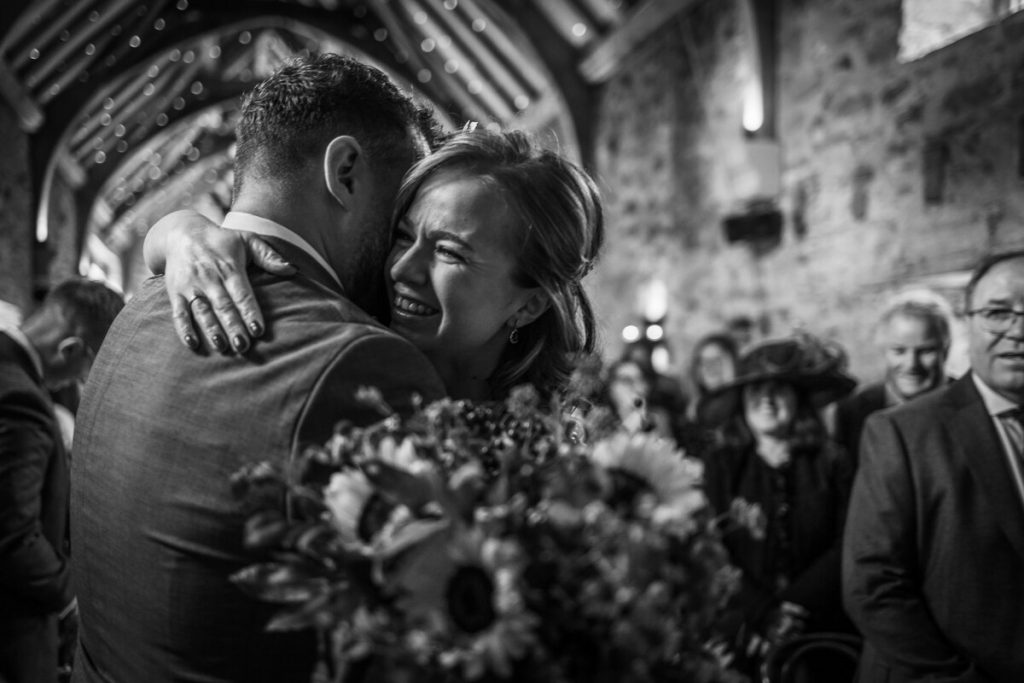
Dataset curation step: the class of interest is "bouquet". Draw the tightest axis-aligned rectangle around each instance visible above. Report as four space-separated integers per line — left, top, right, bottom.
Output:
230 386 746 683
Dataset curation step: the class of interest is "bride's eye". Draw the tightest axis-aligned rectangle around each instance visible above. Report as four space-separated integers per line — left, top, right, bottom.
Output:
435 243 466 262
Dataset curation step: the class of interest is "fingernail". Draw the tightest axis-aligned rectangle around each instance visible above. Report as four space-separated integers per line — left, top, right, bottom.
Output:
232 335 248 353
211 334 227 352
184 334 198 350
248 321 263 336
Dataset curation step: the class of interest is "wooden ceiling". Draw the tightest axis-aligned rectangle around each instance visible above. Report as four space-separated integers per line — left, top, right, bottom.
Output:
0 0 691 262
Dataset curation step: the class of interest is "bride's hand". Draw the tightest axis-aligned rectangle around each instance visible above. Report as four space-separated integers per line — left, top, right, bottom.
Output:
144 210 295 353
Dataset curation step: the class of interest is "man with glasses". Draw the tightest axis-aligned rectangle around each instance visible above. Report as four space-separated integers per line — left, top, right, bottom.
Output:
843 250 1024 683
1 278 123 683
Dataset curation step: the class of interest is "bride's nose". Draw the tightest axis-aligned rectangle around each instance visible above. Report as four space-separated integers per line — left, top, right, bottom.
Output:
389 240 427 284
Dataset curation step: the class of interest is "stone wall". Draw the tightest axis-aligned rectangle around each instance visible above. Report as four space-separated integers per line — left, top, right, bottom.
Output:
0 101 35 314
588 0 1024 386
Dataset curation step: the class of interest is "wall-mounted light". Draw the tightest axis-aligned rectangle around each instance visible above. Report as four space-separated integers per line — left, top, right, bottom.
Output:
742 79 764 134
640 278 667 321
738 0 775 138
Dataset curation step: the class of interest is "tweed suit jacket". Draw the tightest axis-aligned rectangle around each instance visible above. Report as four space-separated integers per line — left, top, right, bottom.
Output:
0 331 73 683
842 374 1024 683
70 240 445 683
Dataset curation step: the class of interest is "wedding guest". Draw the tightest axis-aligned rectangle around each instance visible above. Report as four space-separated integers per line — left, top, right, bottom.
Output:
600 357 673 436
1 278 123 683
696 333 856 677
71 54 448 683
844 250 1024 682
831 290 953 463
145 130 604 402
684 332 739 429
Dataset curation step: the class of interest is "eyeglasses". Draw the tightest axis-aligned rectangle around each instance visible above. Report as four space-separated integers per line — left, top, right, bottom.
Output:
967 307 1024 333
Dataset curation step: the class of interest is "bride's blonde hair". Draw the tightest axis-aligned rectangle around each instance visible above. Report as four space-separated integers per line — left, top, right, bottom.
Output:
390 129 604 400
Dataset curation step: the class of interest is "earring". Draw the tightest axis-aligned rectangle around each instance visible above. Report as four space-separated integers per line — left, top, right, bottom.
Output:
509 321 520 344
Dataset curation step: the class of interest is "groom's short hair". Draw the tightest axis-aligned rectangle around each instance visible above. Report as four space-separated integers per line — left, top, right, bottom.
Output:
233 53 437 197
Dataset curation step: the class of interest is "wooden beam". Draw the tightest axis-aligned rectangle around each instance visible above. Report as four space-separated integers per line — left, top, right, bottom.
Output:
578 0 704 84
55 147 87 188
0 57 43 131
0 0 70 57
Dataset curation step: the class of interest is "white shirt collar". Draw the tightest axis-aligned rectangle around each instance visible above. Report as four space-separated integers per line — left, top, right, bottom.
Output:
972 372 1019 416
0 324 44 380
220 212 343 291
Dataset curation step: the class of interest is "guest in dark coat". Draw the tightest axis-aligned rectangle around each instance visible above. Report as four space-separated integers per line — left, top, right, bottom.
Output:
844 251 1024 682
832 290 954 463
0 278 123 683
697 333 857 677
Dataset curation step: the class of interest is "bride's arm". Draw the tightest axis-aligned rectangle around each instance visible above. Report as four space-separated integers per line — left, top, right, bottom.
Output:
144 210 295 353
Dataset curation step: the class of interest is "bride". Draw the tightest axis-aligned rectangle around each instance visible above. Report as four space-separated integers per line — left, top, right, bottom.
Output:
146 127 604 402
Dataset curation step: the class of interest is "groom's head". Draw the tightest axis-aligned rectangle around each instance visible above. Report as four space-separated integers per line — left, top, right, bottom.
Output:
232 53 436 311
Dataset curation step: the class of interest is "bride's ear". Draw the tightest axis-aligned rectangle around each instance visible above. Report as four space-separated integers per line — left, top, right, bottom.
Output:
323 135 365 210
513 290 550 327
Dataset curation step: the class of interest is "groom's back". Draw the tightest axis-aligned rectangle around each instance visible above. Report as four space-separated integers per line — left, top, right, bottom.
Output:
71 272 443 683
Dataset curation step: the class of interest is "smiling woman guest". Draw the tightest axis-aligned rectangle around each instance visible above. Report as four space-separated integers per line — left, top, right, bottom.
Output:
695 333 857 677
143 128 604 402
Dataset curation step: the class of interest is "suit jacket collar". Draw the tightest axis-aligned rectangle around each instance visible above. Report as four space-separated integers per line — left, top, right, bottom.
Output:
259 237 347 298
946 373 1024 560
0 329 43 385
221 211 345 294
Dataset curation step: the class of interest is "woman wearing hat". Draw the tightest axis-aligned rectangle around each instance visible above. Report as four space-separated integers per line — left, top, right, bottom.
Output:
697 333 858 676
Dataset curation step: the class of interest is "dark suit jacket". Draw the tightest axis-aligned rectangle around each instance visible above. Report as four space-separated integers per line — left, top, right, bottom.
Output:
0 331 73 683
832 381 887 466
843 374 1024 683
70 241 446 683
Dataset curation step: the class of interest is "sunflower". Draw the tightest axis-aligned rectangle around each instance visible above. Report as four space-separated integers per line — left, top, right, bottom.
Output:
390 524 537 679
589 432 707 528
366 435 432 475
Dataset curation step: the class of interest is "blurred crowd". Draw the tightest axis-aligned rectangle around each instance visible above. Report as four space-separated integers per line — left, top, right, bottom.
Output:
566 258 1023 681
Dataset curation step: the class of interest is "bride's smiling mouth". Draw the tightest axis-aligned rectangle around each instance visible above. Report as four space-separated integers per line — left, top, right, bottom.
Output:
392 294 439 317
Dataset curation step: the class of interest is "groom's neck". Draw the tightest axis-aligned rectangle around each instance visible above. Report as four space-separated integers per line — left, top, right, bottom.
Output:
231 188 330 256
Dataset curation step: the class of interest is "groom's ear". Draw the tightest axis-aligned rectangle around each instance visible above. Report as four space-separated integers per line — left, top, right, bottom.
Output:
323 135 365 210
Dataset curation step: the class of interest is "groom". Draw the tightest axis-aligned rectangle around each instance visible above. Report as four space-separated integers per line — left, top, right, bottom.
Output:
71 55 445 683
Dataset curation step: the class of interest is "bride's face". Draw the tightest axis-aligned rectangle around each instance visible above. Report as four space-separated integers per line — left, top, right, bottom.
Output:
385 169 535 371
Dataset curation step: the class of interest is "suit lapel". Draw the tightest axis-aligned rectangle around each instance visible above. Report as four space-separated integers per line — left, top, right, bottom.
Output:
947 375 1024 560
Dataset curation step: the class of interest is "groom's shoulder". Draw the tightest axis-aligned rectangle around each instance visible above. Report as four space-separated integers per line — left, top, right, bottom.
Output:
251 272 437 377
252 271 393 343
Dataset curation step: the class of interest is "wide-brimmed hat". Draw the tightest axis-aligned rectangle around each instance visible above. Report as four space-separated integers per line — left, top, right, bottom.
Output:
696 333 856 427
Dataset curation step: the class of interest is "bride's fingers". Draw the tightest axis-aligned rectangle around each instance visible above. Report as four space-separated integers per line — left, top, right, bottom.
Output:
223 272 265 340
171 295 200 350
203 282 251 353
189 293 229 353
243 234 295 276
